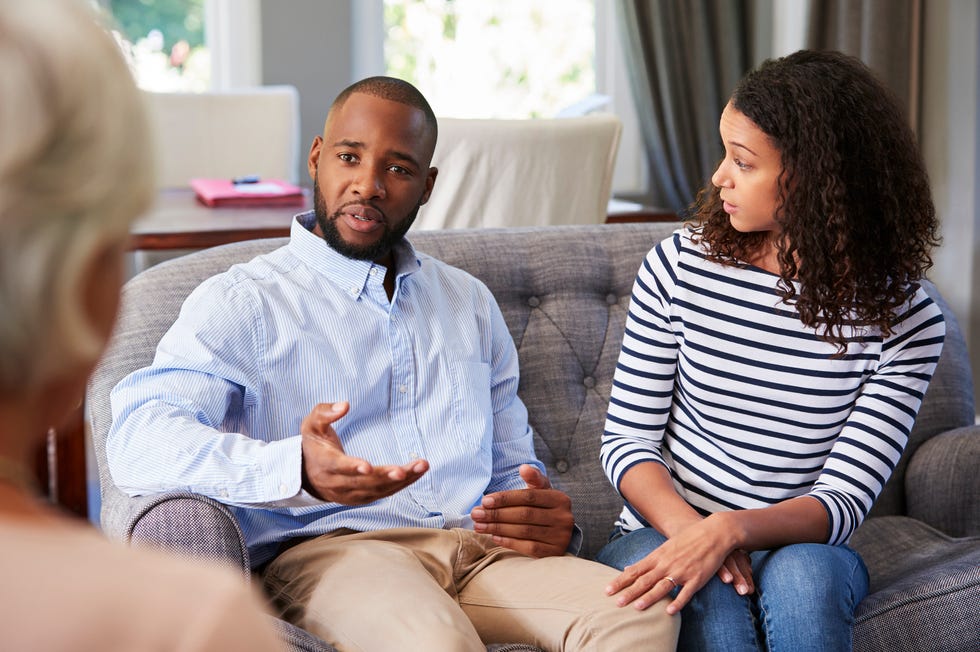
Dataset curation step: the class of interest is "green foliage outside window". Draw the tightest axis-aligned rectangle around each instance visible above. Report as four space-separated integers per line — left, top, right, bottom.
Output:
108 0 204 51
104 0 209 91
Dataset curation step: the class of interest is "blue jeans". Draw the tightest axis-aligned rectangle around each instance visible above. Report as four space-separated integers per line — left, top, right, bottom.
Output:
595 527 868 652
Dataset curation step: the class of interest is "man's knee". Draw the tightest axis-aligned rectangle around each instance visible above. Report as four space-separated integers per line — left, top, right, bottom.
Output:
577 598 681 651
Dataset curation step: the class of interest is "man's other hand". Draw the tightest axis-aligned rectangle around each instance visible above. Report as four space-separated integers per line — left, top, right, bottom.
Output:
470 464 574 557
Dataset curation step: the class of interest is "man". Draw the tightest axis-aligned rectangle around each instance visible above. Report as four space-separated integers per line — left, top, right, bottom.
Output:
108 76 678 651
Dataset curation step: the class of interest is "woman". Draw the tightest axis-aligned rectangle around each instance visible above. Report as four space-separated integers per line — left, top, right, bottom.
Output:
0 0 282 649
597 50 945 651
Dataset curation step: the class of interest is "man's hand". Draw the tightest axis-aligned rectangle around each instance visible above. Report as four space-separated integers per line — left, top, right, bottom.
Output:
301 402 428 505
470 464 574 558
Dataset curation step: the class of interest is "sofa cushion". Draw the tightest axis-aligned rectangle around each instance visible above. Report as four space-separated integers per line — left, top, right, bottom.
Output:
852 516 980 652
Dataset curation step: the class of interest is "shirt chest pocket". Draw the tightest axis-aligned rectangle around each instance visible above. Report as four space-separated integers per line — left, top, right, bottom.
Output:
447 359 493 451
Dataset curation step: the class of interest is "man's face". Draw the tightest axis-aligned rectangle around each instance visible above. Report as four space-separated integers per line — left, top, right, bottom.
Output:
308 92 437 262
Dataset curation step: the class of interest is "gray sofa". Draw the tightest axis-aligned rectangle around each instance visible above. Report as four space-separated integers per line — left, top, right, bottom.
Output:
89 223 979 651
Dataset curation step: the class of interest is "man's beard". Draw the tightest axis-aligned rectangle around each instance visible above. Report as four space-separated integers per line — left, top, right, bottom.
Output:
313 176 422 261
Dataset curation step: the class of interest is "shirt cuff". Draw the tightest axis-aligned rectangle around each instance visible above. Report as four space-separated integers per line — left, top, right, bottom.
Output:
249 436 325 509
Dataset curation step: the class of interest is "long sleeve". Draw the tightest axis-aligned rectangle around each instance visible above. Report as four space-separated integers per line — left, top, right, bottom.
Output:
601 237 680 494
809 287 945 543
107 274 312 507
485 292 543 495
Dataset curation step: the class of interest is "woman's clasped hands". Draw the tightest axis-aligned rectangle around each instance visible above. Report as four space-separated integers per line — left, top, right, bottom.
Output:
605 512 755 615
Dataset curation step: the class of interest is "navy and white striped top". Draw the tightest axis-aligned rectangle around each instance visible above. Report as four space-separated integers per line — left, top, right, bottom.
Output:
108 213 541 567
601 229 945 545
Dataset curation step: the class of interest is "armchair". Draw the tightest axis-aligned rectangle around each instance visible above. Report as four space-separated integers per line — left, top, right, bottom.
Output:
144 85 302 188
415 114 622 230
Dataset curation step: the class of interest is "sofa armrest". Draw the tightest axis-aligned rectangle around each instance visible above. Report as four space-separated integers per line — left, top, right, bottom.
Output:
124 493 347 652
906 425 980 538
124 491 251 578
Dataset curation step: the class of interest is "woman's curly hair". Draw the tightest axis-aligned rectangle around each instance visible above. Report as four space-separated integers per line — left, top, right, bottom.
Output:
689 49 940 350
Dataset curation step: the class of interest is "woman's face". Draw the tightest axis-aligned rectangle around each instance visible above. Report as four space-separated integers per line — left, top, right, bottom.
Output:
711 102 783 234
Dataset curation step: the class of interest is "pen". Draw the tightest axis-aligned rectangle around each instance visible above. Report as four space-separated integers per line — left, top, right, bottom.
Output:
232 175 261 184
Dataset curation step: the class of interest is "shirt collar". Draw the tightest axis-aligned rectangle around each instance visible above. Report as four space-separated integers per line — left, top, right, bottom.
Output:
289 211 421 298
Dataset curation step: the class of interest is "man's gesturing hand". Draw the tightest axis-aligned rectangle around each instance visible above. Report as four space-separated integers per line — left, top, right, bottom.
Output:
470 464 574 557
300 402 428 505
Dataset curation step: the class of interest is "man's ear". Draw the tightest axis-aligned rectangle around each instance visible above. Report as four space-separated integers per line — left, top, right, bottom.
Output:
420 167 438 205
307 136 323 180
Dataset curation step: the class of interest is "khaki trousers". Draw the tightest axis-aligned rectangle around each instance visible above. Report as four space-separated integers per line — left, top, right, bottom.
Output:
262 527 679 652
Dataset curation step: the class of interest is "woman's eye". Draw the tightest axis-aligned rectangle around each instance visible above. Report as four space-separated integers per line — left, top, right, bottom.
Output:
734 158 750 170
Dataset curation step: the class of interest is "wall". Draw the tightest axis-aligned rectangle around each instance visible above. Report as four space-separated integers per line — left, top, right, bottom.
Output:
921 0 980 408
259 0 354 186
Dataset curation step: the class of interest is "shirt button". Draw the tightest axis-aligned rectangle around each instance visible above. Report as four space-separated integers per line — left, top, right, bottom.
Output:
555 459 570 473
219 489 229 498
398 384 408 393
583 376 596 389
606 293 618 305
350 286 359 294
527 296 540 308
279 483 288 494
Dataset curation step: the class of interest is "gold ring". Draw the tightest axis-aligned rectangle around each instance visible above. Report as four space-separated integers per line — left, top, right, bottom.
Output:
665 576 678 589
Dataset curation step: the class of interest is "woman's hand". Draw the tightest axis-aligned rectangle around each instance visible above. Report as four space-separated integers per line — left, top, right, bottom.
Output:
605 513 745 614
718 548 754 595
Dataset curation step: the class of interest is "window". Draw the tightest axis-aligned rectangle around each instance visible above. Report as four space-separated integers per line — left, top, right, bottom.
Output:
384 0 596 119
102 0 210 91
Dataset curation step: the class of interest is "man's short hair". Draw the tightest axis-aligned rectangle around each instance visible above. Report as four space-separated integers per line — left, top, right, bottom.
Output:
331 76 438 145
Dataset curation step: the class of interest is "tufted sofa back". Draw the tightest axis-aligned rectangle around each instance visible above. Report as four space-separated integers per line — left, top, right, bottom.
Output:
91 223 971 560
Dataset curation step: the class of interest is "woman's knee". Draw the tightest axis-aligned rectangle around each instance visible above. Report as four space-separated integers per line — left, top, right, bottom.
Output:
756 543 868 604
754 545 867 652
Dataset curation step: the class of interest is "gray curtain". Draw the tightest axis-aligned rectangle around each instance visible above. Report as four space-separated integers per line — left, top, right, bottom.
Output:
616 0 758 213
806 0 923 128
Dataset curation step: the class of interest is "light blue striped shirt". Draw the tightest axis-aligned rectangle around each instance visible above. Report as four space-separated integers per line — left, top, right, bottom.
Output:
601 229 945 545
108 213 543 566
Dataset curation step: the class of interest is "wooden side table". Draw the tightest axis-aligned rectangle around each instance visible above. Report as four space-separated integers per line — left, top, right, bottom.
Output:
129 188 308 251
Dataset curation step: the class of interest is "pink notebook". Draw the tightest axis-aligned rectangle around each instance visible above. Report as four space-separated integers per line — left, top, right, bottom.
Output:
190 178 306 207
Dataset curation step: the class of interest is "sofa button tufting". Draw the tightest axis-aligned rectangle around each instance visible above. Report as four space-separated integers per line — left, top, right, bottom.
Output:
555 459 570 473
527 296 540 308
606 293 618 305
583 376 596 388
